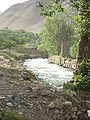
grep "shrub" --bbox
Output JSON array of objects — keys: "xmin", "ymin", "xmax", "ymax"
[
  {"xmin": 64, "ymin": 82, "xmax": 75, "ymax": 90},
  {"xmin": 74, "ymin": 59, "xmax": 90, "ymax": 91},
  {"xmin": 64, "ymin": 59, "xmax": 90, "ymax": 91},
  {"xmin": 1, "ymin": 111, "xmax": 30, "ymax": 120},
  {"xmin": 70, "ymin": 42, "xmax": 78, "ymax": 59}
]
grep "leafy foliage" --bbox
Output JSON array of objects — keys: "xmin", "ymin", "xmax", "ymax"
[
  {"xmin": 74, "ymin": 59, "xmax": 90, "ymax": 91},
  {"xmin": 37, "ymin": 0, "xmax": 64, "ymax": 16},
  {"xmin": 38, "ymin": 0, "xmax": 90, "ymax": 56},
  {"xmin": 64, "ymin": 59, "xmax": 90, "ymax": 91},
  {"xmin": 72, "ymin": 1, "xmax": 90, "ymax": 37},
  {"xmin": 38, "ymin": 0, "xmax": 90, "ymax": 36},
  {"xmin": 0, "ymin": 28, "xmax": 41, "ymax": 49},
  {"xmin": 70, "ymin": 40, "xmax": 78, "ymax": 58},
  {"xmin": 38, "ymin": 13, "xmax": 74, "ymax": 56},
  {"xmin": 1, "ymin": 111, "xmax": 30, "ymax": 120}
]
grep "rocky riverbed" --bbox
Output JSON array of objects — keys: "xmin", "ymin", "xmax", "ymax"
[{"xmin": 0, "ymin": 56, "xmax": 90, "ymax": 120}]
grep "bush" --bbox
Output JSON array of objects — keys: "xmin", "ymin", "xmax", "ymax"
[
  {"xmin": 70, "ymin": 42, "xmax": 78, "ymax": 59},
  {"xmin": 64, "ymin": 82, "xmax": 75, "ymax": 90},
  {"xmin": 74, "ymin": 59, "xmax": 90, "ymax": 91},
  {"xmin": 64, "ymin": 59, "xmax": 90, "ymax": 91},
  {"xmin": 1, "ymin": 111, "xmax": 30, "ymax": 120}
]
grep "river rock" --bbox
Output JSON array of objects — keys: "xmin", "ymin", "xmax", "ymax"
[
  {"xmin": 0, "ymin": 96, "xmax": 6, "ymax": 100},
  {"xmin": 32, "ymin": 87, "xmax": 40, "ymax": 92},
  {"xmin": 7, "ymin": 94, "xmax": 13, "ymax": 98},
  {"xmin": 85, "ymin": 100, "xmax": 90, "ymax": 109},
  {"xmin": 30, "ymin": 94, "xmax": 37, "ymax": 98},
  {"xmin": 6, "ymin": 102, "xmax": 13, "ymax": 107},
  {"xmin": 10, "ymin": 81, "xmax": 20, "ymax": 85},
  {"xmin": 19, "ymin": 112, "xmax": 23, "ymax": 115},
  {"xmin": 87, "ymin": 110, "xmax": 90, "ymax": 118},
  {"xmin": 41, "ymin": 89, "xmax": 52, "ymax": 96},
  {"xmin": 21, "ymin": 72, "xmax": 30, "ymax": 80},
  {"xmin": 26, "ymin": 103, "xmax": 33, "ymax": 108},
  {"xmin": 63, "ymin": 101, "xmax": 72, "ymax": 111},
  {"xmin": 0, "ymin": 72, "xmax": 4, "ymax": 77},
  {"xmin": 18, "ymin": 105, "xmax": 22, "ymax": 109},
  {"xmin": 54, "ymin": 109, "xmax": 60, "ymax": 114},
  {"xmin": 11, "ymin": 95, "xmax": 21, "ymax": 106},
  {"xmin": 57, "ymin": 87, "xmax": 64, "ymax": 92},
  {"xmin": 48, "ymin": 102, "xmax": 55, "ymax": 109}
]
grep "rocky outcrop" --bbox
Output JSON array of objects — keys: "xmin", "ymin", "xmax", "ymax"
[{"xmin": 49, "ymin": 55, "xmax": 76, "ymax": 69}]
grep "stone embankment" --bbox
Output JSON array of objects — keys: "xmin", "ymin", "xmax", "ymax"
[
  {"xmin": 49, "ymin": 55, "xmax": 76, "ymax": 70},
  {"xmin": 0, "ymin": 55, "xmax": 90, "ymax": 120}
]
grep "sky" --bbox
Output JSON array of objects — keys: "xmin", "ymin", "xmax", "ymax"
[{"xmin": 0, "ymin": 0, "xmax": 28, "ymax": 12}]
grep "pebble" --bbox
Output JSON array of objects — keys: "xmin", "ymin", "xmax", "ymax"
[
  {"xmin": 77, "ymin": 111, "xmax": 82, "ymax": 115},
  {"xmin": 30, "ymin": 95, "xmax": 36, "ymax": 98},
  {"xmin": 63, "ymin": 101, "xmax": 72, "ymax": 111},
  {"xmin": 19, "ymin": 112, "xmax": 23, "ymax": 115},
  {"xmin": 18, "ymin": 105, "xmax": 22, "ymax": 108},
  {"xmin": 48, "ymin": 102, "xmax": 55, "ymax": 109},
  {"xmin": 0, "ymin": 72, "xmax": 4, "ymax": 77},
  {"xmin": 12, "ymin": 95, "xmax": 21, "ymax": 106},
  {"xmin": 26, "ymin": 90, "xmax": 29, "ymax": 92},
  {"xmin": 27, "ymin": 103, "xmax": 33, "ymax": 108},
  {"xmin": 32, "ymin": 87, "xmax": 39, "ymax": 92},
  {"xmin": 7, "ymin": 95, "xmax": 13, "ymax": 98},
  {"xmin": 87, "ymin": 110, "xmax": 90, "ymax": 118},
  {"xmin": 86, "ymin": 100, "xmax": 90, "ymax": 109},
  {"xmin": 0, "ymin": 96, "xmax": 6, "ymax": 100},
  {"xmin": 10, "ymin": 81, "xmax": 20, "ymax": 85},
  {"xmin": 41, "ymin": 90, "xmax": 51, "ymax": 96},
  {"xmin": 54, "ymin": 109, "xmax": 60, "ymax": 114},
  {"xmin": 6, "ymin": 102, "xmax": 13, "ymax": 107}
]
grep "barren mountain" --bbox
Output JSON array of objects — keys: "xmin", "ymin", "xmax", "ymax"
[{"xmin": 0, "ymin": 0, "xmax": 47, "ymax": 33}]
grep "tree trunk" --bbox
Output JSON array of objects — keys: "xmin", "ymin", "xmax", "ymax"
[
  {"xmin": 75, "ymin": 0, "xmax": 90, "ymax": 70},
  {"xmin": 60, "ymin": 42, "xmax": 64, "ymax": 58},
  {"xmin": 77, "ymin": 36, "xmax": 90, "ymax": 64}
]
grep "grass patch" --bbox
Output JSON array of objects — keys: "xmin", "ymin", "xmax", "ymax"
[{"xmin": 1, "ymin": 111, "xmax": 31, "ymax": 120}]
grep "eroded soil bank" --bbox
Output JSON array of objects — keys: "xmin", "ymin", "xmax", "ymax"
[{"xmin": 0, "ymin": 56, "xmax": 90, "ymax": 120}]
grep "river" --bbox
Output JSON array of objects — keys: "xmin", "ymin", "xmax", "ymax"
[{"xmin": 24, "ymin": 58, "xmax": 73, "ymax": 88}]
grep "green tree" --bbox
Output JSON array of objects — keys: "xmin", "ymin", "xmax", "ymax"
[
  {"xmin": 0, "ymin": 28, "xmax": 16, "ymax": 49},
  {"xmin": 39, "ymin": 14, "xmax": 74, "ymax": 56},
  {"xmin": 38, "ymin": 0, "xmax": 90, "ymax": 68},
  {"xmin": 0, "ymin": 28, "xmax": 41, "ymax": 49},
  {"xmin": 70, "ymin": 41, "xmax": 78, "ymax": 58}
]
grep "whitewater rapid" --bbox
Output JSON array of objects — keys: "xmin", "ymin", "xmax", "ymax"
[{"xmin": 24, "ymin": 58, "xmax": 73, "ymax": 88}]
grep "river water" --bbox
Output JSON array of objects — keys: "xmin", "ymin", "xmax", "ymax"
[{"xmin": 24, "ymin": 58, "xmax": 73, "ymax": 88}]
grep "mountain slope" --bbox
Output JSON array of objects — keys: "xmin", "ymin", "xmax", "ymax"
[{"xmin": 0, "ymin": 0, "xmax": 46, "ymax": 33}]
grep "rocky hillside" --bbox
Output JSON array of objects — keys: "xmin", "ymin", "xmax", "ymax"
[{"xmin": 0, "ymin": 0, "xmax": 48, "ymax": 33}]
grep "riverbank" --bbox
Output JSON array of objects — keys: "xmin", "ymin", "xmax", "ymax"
[
  {"xmin": 49, "ymin": 55, "xmax": 76, "ymax": 70},
  {"xmin": 0, "ymin": 54, "xmax": 90, "ymax": 120}
]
